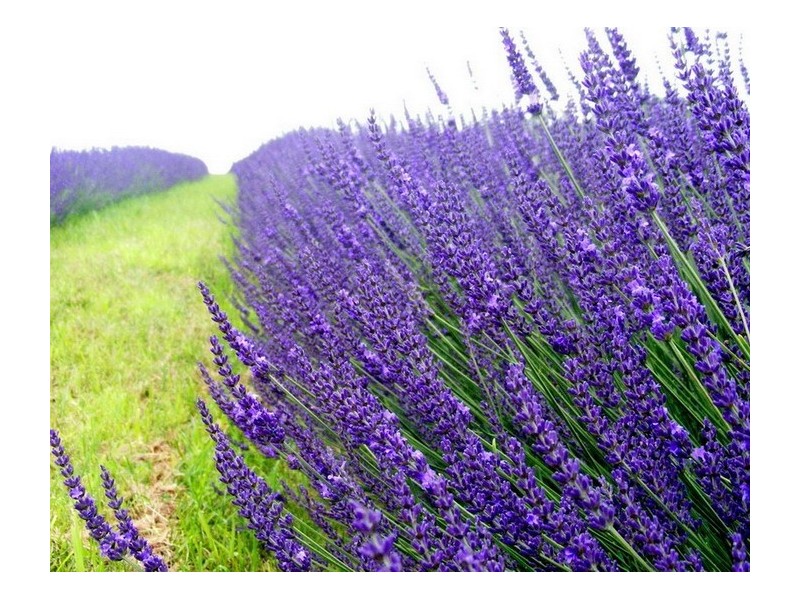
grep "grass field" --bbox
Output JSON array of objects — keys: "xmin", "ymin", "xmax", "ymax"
[{"xmin": 50, "ymin": 174, "xmax": 279, "ymax": 571}]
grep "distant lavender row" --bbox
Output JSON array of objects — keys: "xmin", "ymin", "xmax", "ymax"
[{"xmin": 50, "ymin": 146, "xmax": 208, "ymax": 223}]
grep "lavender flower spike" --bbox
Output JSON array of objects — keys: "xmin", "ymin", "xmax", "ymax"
[
  {"xmin": 100, "ymin": 466, "xmax": 168, "ymax": 571},
  {"xmin": 50, "ymin": 430, "xmax": 128, "ymax": 563},
  {"xmin": 500, "ymin": 28, "xmax": 542, "ymax": 114}
]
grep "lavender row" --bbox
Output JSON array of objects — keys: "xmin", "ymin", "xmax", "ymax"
[
  {"xmin": 52, "ymin": 27, "xmax": 749, "ymax": 571},
  {"xmin": 194, "ymin": 27, "xmax": 749, "ymax": 571},
  {"xmin": 50, "ymin": 146, "xmax": 208, "ymax": 223}
]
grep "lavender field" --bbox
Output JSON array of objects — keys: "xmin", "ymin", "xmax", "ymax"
[
  {"xmin": 50, "ymin": 146, "xmax": 208, "ymax": 223},
  {"xmin": 50, "ymin": 27, "xmax": 749, "ymax": 573}
]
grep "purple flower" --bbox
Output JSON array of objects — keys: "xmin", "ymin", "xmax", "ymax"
[
  {"xmin": 500, "ymin": 28, "xmax": 542, "ymax": 114},
  {"xmin": 50, "ymin": 431, "xmax": 123, "ymax": 556},
  {"xmin": 50, "ymin": 430, "xmax": 152, "ymax": 566},
  {"xmin": 100, "ymin": 466, "xmax": 168, "ymax": 571}
]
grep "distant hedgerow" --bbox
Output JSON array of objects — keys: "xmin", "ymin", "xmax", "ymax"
[
  {"xmin": 52, "ymin": 27, "xmax": 749, "ymax": 571},
  {"xmin": 50, "ymin": 146, "xmax": 208, "ymax": 223}
]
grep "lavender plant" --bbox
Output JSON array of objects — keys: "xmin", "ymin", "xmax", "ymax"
[
  {"xmin": 52, "ymin": 27, "xmax": 749, "ymax": 571},
  {"xmin": 50, "ymin": 146, "xmax": 208, "ymax": 223},
  {"xmin": 50, "ymin": 430, "xmax": 168, "ymax": 571}
]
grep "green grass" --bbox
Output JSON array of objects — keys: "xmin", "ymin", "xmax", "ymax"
[{"xmin": 50, "ymin": 175, "xmax": 278, "ymax": 571}]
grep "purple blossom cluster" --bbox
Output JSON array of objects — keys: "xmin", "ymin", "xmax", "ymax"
[
  {"xmin": 190, "ymin": 27, "xmax": 749, "ymax": 571},
  {"xmin": 50, "ymin": 430, "xmax": 168, "ymax": 571},
  {"xmin": 50, "ymin": 146, "xmax": 208, "ymax": 223}
]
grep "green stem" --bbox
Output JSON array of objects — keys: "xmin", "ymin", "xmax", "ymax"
[
  {"xmin": 537, "ymin": 114, "xmax": 586, "ymax": 200},
  {"xmin": 651, "ymin": 211, "xmax": 748, "ymax": 356},
  {"xmin": 608, "ymin": 527, "xmax": 655, "ymax": 572},
  {"xmin": 667, "ymin": 338, "xmax": 730, "ymax": 434}
]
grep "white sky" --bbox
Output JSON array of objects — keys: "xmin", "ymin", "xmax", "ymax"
[{"xmin": 40, "ymin": 2, "xmax": 747, "ymax": 173}]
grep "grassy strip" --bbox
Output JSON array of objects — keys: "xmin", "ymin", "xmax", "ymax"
[{"xmin": 50, "ymin": 175, "xmax": 279, "ymax": 571}]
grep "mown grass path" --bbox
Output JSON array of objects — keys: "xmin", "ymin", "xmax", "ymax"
[{"xmin": 50, "ymin": 175, "xmax": 274, "ymax": 571}]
